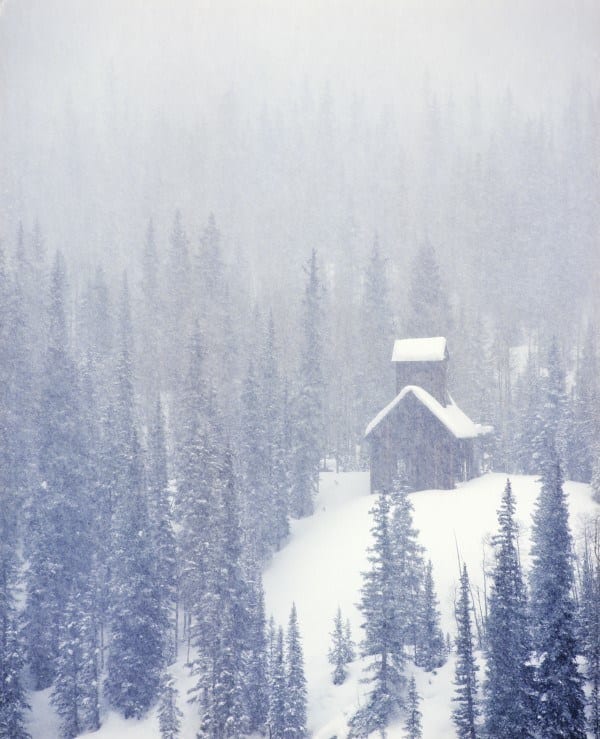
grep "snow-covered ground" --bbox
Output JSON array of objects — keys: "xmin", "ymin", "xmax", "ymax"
[{"xmin": 27, "ymin": 471, "xmax": 598, "ymax": 738}]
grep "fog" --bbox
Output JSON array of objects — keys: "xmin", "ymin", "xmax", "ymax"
[{"xmin": 2, "ymin": 1, "xmax": 598, "ymax": 279}]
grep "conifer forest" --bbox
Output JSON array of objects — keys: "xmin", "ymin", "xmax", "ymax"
[{"xmin": 1, "ymin": 1, "xmax": 599, "ymax": 737}]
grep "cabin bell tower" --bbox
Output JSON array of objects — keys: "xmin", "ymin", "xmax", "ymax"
[{"xmin": 392, "ymin": 336, "xmax": 449, "ymax": 403}]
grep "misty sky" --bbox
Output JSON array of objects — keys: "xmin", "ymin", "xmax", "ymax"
[
  {"xmin": 2, "ymin": 0, "xmax": 598, "ymax": 113},
  {"xmin": 1, "ymin": 0, "xmax": 599, "ymax": 282}
]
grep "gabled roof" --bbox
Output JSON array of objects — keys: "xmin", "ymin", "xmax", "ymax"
[
  {"xmin": 365, "ymin": 384, "xmax": 491, "ymax": 440},
  {"xmin": 392, "ymin": 337, "xmax": 447, "ymax": 363}
]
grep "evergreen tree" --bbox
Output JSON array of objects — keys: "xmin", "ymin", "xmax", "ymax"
[
  {"xmin": 403, "ymin": 676, "xmax": 423, "ymax": 739},
  {"xmin": 193, "ymin": 450, "xmax": 248, "ymax": 738},
  {"xmin": 484, "ymin": 479, "xmax": 534, "ymax": 738},
  {"xmin": 406, "ymin": 240, "xmax": 452, "ymax": 338},
  {"xmin": 349, "ymin": 491, "xmax": 405, "ymax": 736},
  {"xmin": 0, "ymin": 246, "xmax": 30, "ymax": 739},
  {"xmin": 328, "ymin": 606, "xmax": 353, "ymax": 685},
  {"xmin": 343, "ymin": 618, "xmax": 356, "ymax": 664},
  {"xmin": 77, "ymin": 589, "xmax": 100, "ymax": 733},
  {"xmin": 513, "ymin": 351, "xmax": 542, "ymax": 474},
  {"xmin": 593, "ymin": 452, "xmax": 600, "ymax": 504},
  {"xmin": 242, "ymin": 565, "xmax": 269, "ymax": 734},
  {"xmin": 260, "ymin": 314, "xmax": 290, "ymax": 553},
  {"xmin": 167, "ymin": 210, "xmax": 191, "ymax": 362},
  {"xmin": 359, "ymin": 235, "xmax": 395, "ymax": 425},
  {"xmin": 284, "ymin": 604, "xmax": 307, "ymax": 739},
  {"xmin": 290, "ymin": 250, "xmax": 324, "ymax": 518},
  {"xmin": 572, "ymin": 323, "xmax": 599, "ymax": 482},
  {"xmin": 139, "ymin": 218, "xmax": 164, "ymax": 406},
  {"xmin": 175, "ymin": 324, "xmax": 216, "ymax": 628},
  {"xmin": 532, "ymin": 338, "xmax": 568, "ymax": 474},
  {"xmin": 158, "ymin": 673, "xmax": 183, "ymax": 739},
  {"xmin": 147, "ymin": 397, "xmax": 177, "ymax": 664},
  {"xmin": 24, "ymin": 252, "xmax": 93, "ymax": 690},
  {"xmin": 390, "ymin": 484, "xmax": 424, "ymax": 658},
  {"xmin": 0, "ymin": 540, "xmax": 29, "ymax": 738},
  {"xmin": 416, "ymin": 560, "xmax": 446, "ymax": 671},
  {"xmin": 268, "ymin": 627, "xmax": 287, "ymax": 739},
  {"xmin": 239, "ymin": 360, "xmax": 270, "ymax": 560},
  {"xmin": 452, "ymin": 565, "xmax": 479, "ymax": 739},
  {"xmin": 105, "ymin": 278, "xmax": 166, "ymax": 718},
  {"xmin": 0, "ymin": 614, "xmax": 30, "ymax": 739},
  {"xmin": 580, "ymin": 524, "xmax": 600, "ymax": 739},
  {"xmin": 198, "ymin": 213, "xmax": 225, "ymax": 302},
  {"xmin": 77, "ymin": 267, "xmax": 115, "ymax": 673},
  {"xmin": 529, "ymin": 448, "xmax": 586, "ymax": 737},
  {"xmin": 51, "ymin": 583, "xmax": 100, "ymax": 737},
  {"xmin": 51, "ymin": 594, "xmax": 83, "ymax": 739}
]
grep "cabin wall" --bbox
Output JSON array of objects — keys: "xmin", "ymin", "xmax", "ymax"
[
  {"xmin": 369, "ymin": 423, "xmax": 397, "ymax": 494},
  {"xmin": 369, "ymin": 395, "xmax": 476, "ymax": 493},
  {"xmin": 395, "ymin": 360, "xmax": 448, "ymax": 403}
]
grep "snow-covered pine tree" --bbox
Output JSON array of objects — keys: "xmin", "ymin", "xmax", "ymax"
[
  {"xmin": 24, "ymin": 252, "xmax": 94, "ymax": 691},
  {"xmin": 164, "ymin": 210, "xmax": 191, "ymax": 389},
  {"xmin": 328, "ymin": 606, "xmax": 351, "ymax": 685},
  {"xmin": 0, "ymin": 613, "xmax": 30, "ymax": 739},
  {"xmin": 572, "ymin": 323, "xmax": 599, "ymax": 482},
  {"xmin": 557, "ymin": 387, "xmax": 580, "ymax": 482},
  {"xmin": 260, "ymin": 314, "xmax": 290, "ymax": 553},
  {"xmin": 359, "ymin": 234, "xmax": 395, "ymax": 425},
  {"xmin": 51, "ymin": 582, "xmax": 99, "ymax": 738},
  {"xmin": 51, "ymin": 593, "xmax": 83, "ymax": 739},
  {"xmin": 242, "ymin": 563, "xmax": 269, "ymax": 734},
  {"xmin": 529, "ymin": 442, "xmax": 586, "ymax": 737},
  {"xmin": 532, "ymin": 338, "xmax": 568, "ymax": 474},
  {"xmin": 406, "ymin": 239, "xmax": 452, "ymax": 337},
  {"xmin": 158, "ymin": 672, "xmax": 183, "ymax": 739},
  {"xmin": 416, "ymin": 560, "xmax": 446, "ymax": 671},
  {"xmin": 240, "ymin": 359, "xmax": 271, "ymax": 560},
  {"xmin": 452, "ymin": 564, "xmax": 479, "ymax": 739},
  {"xmin": 77, "ymin": 588, "xmax": 100, "ymax": 733},
  {"xmin": 175, "ymin": 323, "xmax": 216, "ymax": 632},
  {"xmin": 580, "ymin": 524, "xmax": 600, "ymax": 738},
  {"xmin": 77, "ymin": 267, "xmax": 116, "ymax": 673},
  {"xmin": 343, "ymin": 618, "xmax": 355, "ymax": 664},
  {"xmin": 0, "ymin": 246, "xmax": 30, "ymax": 739},
  {"xmin": 483, "ymin": 479, "xmax": 535, "ymax": 738},
  {"xmin": 390, "ymin": 483, "xmax": 425, "ymax": 659},
  {"xmin": 0, "ymin": 525, "xmax": 29, "ymax": 737},
  {"xmin": 592, "ymin": 451, "xmax": 600, "ymax": 504},
  {"xmin": 105, "ymin": 277, "xmax": 166, "ymax": 718},
  {"xmin": 284, "ymin": 604, "xmax": 307, "ymax": 739},
  {"xmin": 193, "ymin": 449, "xmax": 248, "ymax": 738},
  {"xmin": 348, "ymin": 491, "xmax": 405, "ymax": 736},
  {"xmin": 147, "ymin": 397, "xmax": 177, "ymax": 664},
  {"xmin": 290, "ymin": 250, "xmax": 324, "ymax": 519},
  {"xmin": 9, "ymin": 228, "xmax": 39, "ymax": 517},
  {"xmin": 139, "ymin": 218, "xmax": 164, "ymax": 405},
  {"xmin": 513, "ymin": 350, "xmax": 542, "ymax": 475},
  {"xmin": 403, "ymin": 676, "xmax": 423, "ymax": 739},
  {"xmin": 268, "ymin": 626, "xmax": 287, "ymax": 739}
]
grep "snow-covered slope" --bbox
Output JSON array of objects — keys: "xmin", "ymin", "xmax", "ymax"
[
  {"xmin": 27, "ymin": 471, "xmax": 597, "ymax": 738},
  {"xmin": 263, "ymin": 471, "xmax": 598, "ymax": 738}
]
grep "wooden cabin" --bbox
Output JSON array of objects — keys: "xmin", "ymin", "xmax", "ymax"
[{"xmin": 365, "ymin": 337, "xmax": 491, "ymax": 493}]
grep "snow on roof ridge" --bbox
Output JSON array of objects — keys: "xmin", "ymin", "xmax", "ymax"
[
  {"xmin": 365, "ymin": 385, "xmax": 486, "ymax": 440},
  {"xmin": 392, "ymin": 336, "xmax": 447, "ymax": 362}
]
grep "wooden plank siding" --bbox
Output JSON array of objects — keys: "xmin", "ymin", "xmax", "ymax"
[{"xmin": 368, "ymin": 392, "xmax": 474, "ymax": 493}]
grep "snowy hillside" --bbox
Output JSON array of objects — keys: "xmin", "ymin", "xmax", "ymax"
[
  {"xmin": 26, "ymin": 470, "xmax": 597, "ymax": 738},
  {"xmin": 263, "ymin": 470, "xmax": 598, "ymax": 738}
]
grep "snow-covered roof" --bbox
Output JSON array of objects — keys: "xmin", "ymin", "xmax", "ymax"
[
  {"xmin": 364, "ymin": 385, "xmax": 490, "ymax": 440},
  {"xmin": 392, "ymin": 337, "xmax": 447, "ymax": 362}
]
